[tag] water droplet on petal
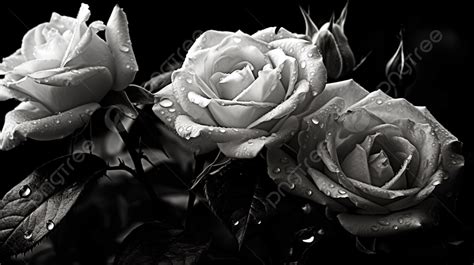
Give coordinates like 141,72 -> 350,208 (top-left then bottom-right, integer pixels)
317,228 -> 325,235
233,220 -> 240,226
168,108 -> 176,113
233,37 -> 242,43
186,78 -> 193,84
300,61 -> 307,69
376,99 -> 383,105
257,220 -> 262,225
19,185 -> 31,197
119,45 -> 130,52
308,52 -> 313,58
46,220 -> 55,231
371,225 -> 379,232
159,99 -> 173,108
311,118 -> 319,125
302,235 -> 314,243
306,190 -> 313,196
312,91 -> 319,96
329,184 -> 335,188
289,183 -> 296,189
219,128 -> 226,133
398,218 -> 404,224
55,120 -> 61,124
378,219 -> 390,226
273,167 -> 281,174
393,225 -> 399,230
24,230 -> 33,240
68,120 -> 73,124
338,189 -> 347,195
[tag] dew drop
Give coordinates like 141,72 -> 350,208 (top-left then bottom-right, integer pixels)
306,190 -> 313,196
311,118 -> 319,125
68,120 -> 73,124
317,228 -> 325,235
55,120 -> 61,124
393,225 -> 399,230
186,78 -> 193,84
273,167 -> 281,174
289,183 -> 296,190
289,48 -> 294,53
257,220 -> 262,225
46,220 -> 55,231
312,91 -> 319,96
370,225 -> 379,232
159,99 -> 173,108
24,230 -> 33,240
233,220 -> 240,226
398,218 -> 404,224
376,99 -> 383,105
300,61 -> 307,69
432,179 -> 442,186
378,219 -> 390,226
329,183 -> 335,188
119,45 -> 130,52
219,128 -> 226,133
307,52 -> 313,58
233,37 -> 242,43
44,124 -> 49,128
19,185 -> 31,197
302,235 -> 314,243
33,121 -> 38,125
338,189 -> 347,195
168,108 -> 176,113
302,203 -> 311,214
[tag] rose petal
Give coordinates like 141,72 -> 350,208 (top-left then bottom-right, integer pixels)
359,133 -> 381,155
210,65 -> 254,100
345,177 -> 419,201
269,38 -> 326,110
208,98 -> 275,128
11,66 -> 113,113
174,115 -> 268,144
0,85 -> 31,102
233,64 -> 285,104
337,198 -> 438,237
341,144 -> 372,184
170,70 -> 217,126
385,169 -> 445,211
267,148 -> 346,211
21,23 -> 48,60
48,12 -> 77,33
381,153 -> 412,190
252,27 -> 299,43
393,119 -> 440,187
416,107 -> 464,179
297,97 -> 346,169
246,79 -> 309,130
152,84 -> 216,154
0,101 -> 99,150
183,32 -> 270,83
308,168 -> 389,213
65,23 -> 114,73
33,27 -> 70,61
297,79 -> 369,119
1,49 -> 26,74
266,48 -> 299,99
105,5 -> 138,91
187,30 -> 233,55
368,150 -> 395,187
61,3 -> 91,65
12,59 -> 61,76
218,115 -> 299,158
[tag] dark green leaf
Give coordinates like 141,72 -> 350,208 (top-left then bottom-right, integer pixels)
0,153 -> 106,257
114,222 -> 210,265
144,71 -> 173,93
125,85 -> 155,105
204,159 -> 276,249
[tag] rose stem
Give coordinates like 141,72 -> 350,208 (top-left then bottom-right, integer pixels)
112,110 -> 161,214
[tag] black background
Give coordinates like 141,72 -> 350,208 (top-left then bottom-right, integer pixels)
1,0 -> 473,263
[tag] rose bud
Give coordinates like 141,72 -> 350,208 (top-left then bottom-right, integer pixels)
267,80 -> 464,237
0,3 -> 138,150
300,3 -> 356,80
153,27 -> 327,158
